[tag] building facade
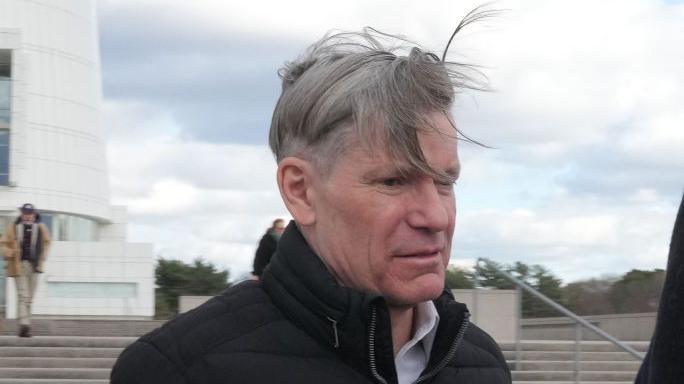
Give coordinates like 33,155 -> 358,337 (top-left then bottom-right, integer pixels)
0,0 -> 154,318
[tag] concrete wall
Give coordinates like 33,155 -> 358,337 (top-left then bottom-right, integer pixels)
522,312 -> 657,341
50,287 -> 656,341
99,205 -> 128,242
452,289 -> 519,342
5,240 -> 155,318
179,296 -> 212,313
176,290 -> 520,342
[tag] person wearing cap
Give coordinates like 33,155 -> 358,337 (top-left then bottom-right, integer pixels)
2,203 -> 51,337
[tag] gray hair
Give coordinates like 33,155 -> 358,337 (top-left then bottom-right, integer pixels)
269,9 -> 494,182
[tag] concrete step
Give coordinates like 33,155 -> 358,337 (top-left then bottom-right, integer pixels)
0,357 -> 116,369
513,382 -> 633,384
0,336 -> 135,348
0,368 -> 109,380
512,370 -> 638,381
1,319 -> 164,337
0,346 -> 123,358
504,350 -> 640,361
500,340 -> 649,353
0,335 -> 644,383
508,360 -> 641,371
0,380 -> 108,384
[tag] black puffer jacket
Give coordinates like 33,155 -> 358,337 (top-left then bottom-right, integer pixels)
635,195 -> 684,383
111,223 -> 511,384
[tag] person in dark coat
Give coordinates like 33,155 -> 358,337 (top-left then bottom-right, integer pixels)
252,218 -> 285,278
635,194 -> 684,383
111,16 -> 511,384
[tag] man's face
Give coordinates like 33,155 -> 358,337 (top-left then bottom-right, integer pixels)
21,212 -> 35,222
306,112 -> 458,306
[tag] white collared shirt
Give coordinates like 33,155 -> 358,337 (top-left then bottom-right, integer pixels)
394,301 -> 440,384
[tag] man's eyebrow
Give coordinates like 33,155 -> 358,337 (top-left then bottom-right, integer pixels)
361,166 -> 412,182
361,163 -> 460,182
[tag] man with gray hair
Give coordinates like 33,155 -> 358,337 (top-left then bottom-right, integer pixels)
112,18 -> 511,384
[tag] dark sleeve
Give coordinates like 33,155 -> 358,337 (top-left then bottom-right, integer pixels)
111,340 -> 186,384
635,195 -> 684,383
252,235 -> 276,277
466,324 -> 512,383
634,351 -> 650,384
483,330 -> 512,382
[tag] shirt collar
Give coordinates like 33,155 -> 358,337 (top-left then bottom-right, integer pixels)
415,300 -> 440,357
395,300 -> 440,361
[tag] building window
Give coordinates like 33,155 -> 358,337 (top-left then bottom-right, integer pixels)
0,49 -> 10,127
47,282 -> 138,298
0,50 -> 11,186
0,79 -> 9,126
40,213 -> 99,241
0,213 -> 99,241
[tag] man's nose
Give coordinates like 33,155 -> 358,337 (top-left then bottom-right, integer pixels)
406,180 -> 451,233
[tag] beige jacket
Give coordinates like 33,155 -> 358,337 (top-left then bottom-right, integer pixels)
2,222 -> 51,277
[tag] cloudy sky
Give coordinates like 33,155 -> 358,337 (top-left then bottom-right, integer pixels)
97,0 -> 684,283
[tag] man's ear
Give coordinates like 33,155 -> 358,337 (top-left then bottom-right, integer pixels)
277,157 -> 317,226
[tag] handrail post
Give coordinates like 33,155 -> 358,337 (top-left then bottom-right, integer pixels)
473,263 -> 480,325
515,285 -> 522,372
574,322 -> 581,384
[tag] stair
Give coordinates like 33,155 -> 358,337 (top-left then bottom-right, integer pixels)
0,326 -> 648,383
0,319 -> 164,337
501,340 -> 648,384
0,336 -> 133,383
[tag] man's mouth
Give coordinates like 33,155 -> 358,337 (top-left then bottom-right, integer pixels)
396,247 -> 443,258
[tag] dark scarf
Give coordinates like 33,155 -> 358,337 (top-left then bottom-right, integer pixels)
635,194 -> 684,383
14,214 -> 44,269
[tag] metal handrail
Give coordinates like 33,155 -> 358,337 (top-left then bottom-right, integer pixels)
475,257 -> 644,379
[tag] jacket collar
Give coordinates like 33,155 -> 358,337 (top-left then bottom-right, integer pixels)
262,221 -> 469,382
262,222 -> 379,376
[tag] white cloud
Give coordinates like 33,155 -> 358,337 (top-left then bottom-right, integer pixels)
104,102 -> 290,279
100,0 -> 683,283
456,0 -> 684,165
125,179 -> 199,215
619,113 -> 684,166
453,193 -> 677,281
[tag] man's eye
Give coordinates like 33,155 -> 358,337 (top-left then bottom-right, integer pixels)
436,180 -> 456,188
381,178 -> 404,187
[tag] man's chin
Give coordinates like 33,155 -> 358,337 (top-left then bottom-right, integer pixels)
383,280 -> 445,307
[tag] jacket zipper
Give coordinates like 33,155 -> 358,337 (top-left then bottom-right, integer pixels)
326,316 -> 340,348
368,306 -> 389,384
413,312 -> 470,383
368,306 -> 471,384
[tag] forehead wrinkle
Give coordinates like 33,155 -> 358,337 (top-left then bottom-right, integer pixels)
354,140 -> 461,180
342,113 -> 459,183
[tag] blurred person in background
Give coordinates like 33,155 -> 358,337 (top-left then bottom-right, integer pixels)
252,218 -> 285,279
2,203 -> 51,337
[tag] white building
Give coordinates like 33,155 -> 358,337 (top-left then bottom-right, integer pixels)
0,0 -> 154,318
